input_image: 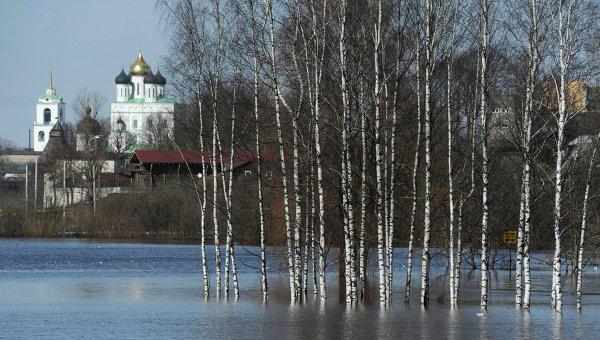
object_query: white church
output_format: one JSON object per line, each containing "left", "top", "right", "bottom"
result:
{"left": 33, "top": 70, "right": 65, "bottom": 152}
{"left": 109, "top": 49, "right": 176, "bottom": 151}
{"left": 32, "top": 49, "right": 175, "bottom": 153}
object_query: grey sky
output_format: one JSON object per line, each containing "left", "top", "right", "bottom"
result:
{"left": 0, "top": 0, "right": 168, "bottom": 147}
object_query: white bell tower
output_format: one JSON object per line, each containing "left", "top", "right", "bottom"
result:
{"left": 33, "top": 67, "right": 65, "bottom": 152}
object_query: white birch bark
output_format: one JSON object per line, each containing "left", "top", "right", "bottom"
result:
{"left": 359, "top": 78, "right": 368, "bottom": 299}
{"left": 302, "top": 0, "right": 328, "bottom": 303}
{"left": 420, "top": 0, "right": 433, "bottom": 305}
{"left": 446, "top": 56, "right": 456, "bottom": 304}
{"left": 196, "top": 84, "right": 210, "bottom": 297}
{"left": 248, "top": 0, "right": 268, "bottom": 300}
{"left": 479, "top": 0, "right": 491, "bottom": 310}
{"left": 515, "top": 179, "right": 526, "bottom": 306}
{"left": 386, "top": 36, "right": 401, "bottom": 305}
{"left": 405, "top": 45, "right": 422, "bottom": 303}
{"left": 290, "top": 3, "right": 304, "bottom": 300}
{"left": 339, "top": 0, "right": 357, "bottom": 304}
{"left": 522, "top": 0, "right": 538, "bottom": 310}
{"left": 212, "top": 106, "right": 221, "bottom": 297}
{"left": 454, "top": 194, "right": 463, "bottom": 302}
{"left": 264, "top": 0, "right": 297, "bottom": 302}
{"left": 219, "top": 88, "right": 239, "bottom": 300}
{"left": 576, "top": 143, "right": 597, "bottom": 310}
{"left": 373, "top": 0, "right": 387, "bottom": 306}
{"left": 211, "top": 0, "right": 223, "bottom": 294}
{"left": 552, "top": 0, "right": 568, "bottom": 312}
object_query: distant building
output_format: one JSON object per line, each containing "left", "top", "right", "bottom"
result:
{"left": 109, "top": 49, "right": 176, "bottom": 151}
{"left": 33, "top": 68, "right": 65, "bottom": 152}
{"left": 489, "top": 96, "right": 516, "bottom": 147}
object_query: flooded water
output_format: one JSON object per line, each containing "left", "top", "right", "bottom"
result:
{"left": 1, "top": 239, "right": 599, "bottom": 339}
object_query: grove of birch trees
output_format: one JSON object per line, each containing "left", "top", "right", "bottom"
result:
{"left": 158, "top": 0, "right": 600, "bottom": 311}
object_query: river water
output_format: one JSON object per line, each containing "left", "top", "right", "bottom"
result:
{"left": 0, "top": 239, "right": 599, "bottom": 339}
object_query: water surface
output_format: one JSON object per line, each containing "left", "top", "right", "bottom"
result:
{"left": 0, "top": 239, "right": 598, "bottom": 338}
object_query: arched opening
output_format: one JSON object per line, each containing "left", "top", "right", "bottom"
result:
{"left": 43, "top": 108, "right": 51, "bottom": 123}
{"left": 136, "top": 83, "right": 139, "bottom": 95}
{"left": 38, "top": 131, "right": 45, "bottom": 142}
{"left": 133, "top": 119, "right": 138, "bottom": 129}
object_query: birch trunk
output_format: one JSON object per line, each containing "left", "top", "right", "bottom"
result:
{"left": 291, "top": 4, "right": 304, "bottom": 300}
{"left": 264, "top": 0, "right": 297, "bottom": 302}
{"left": 305, "top": 0, "right": 328, "bottom": 303}
{"left": 576, "top": 143, "right": 597, "bottom": 309}
{"left": 248, "top": 0, "right": 267, "bottom": 300}
{"left": 522, "top": 0, "right": 538, "bottom": 310}
{"left": 373, "top": 0, "right": 387, "bottom": 306}
{"left": 446, "top": 57, "right": 456, "bottom": 304}
{"left": 385, "top": 35, "right": 401, "bottom": 305}
{"left": 221, "top": 88, "right": 239, "bottom": 299}
{"left": 339, "top": 0, "right": 357, "bottom": 304}
{"left": 515, "top": 178, "right": 526, "bottom": 306}
{"left": 196, "top": 84, "right": 210, "bottom": 297}
{"left": 454, "top": 195, "right": 463, "bottom": 301}
{"left": 211, "top": 13, "right": 222, "bottom": 295}
{"left": 420, "top": 0, "right": 433, "bottom": 305}
{"left": 358, "top": 78, "right": 368, "bottom": 299}
{"left": 212, "top": 105, "right": 221, "bottom": 297}
{"left": 405, "top": 46, "right": 422, "bottom": 303}
{"left": 552, "top": 0, "right": 568, "bottom": 312}
{"left": 479, "top": 0, "right": 490, "bottom": 310}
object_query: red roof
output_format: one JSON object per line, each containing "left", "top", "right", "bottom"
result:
{"left": 130, "top": 149, "right": 268, "bottom": 166}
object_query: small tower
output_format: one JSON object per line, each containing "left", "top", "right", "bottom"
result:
{"left": 76, "top": 107, "right": 103, "bottom": 152}
{"left": 129, "top": 49, "right": 151, "bottom": 100}
{"left": 115, "top": 68, "right": 131, "bottom": 102}
{"left": 155, "top": 67, "right": 166, "bottom": 97}
{"left": 33, "top": 67, "right": 65, "bottom": 152}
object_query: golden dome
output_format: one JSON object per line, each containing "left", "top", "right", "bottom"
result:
{"left": 129, "top": 49, "right": 151, "bottom": 76}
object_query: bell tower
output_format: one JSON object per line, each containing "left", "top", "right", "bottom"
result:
{"left": 33, "top": 67, "right": 65, "bottom": 152}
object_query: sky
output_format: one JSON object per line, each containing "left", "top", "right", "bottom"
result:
{"left": 0, "top": 0, "right": 169, "bottom": 147}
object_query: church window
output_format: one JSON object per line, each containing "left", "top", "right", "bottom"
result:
{"left": 38, "top": 131, "right": 45, "bottom": 142}
{"left": 43, "top": 108, "right": 51, "bottom": 123}
{"left": 133, "top": 119, "right": 138, "bottom": 129}
{"left": 136, "top": 83, "right": 139, "bottom": 95}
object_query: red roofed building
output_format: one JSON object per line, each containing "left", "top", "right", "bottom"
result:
{"left": 128, "top": 149, "right": 274, "bottom": 187}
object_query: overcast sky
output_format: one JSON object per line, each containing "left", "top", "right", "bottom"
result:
{"left": 0, "top": 0, "right": 168, "bottom": 147}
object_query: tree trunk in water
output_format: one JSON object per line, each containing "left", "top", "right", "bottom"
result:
{"left": 446, "top": 57, "right": 456, "bottom": 305}
{"left": 373, "top": 0, "right": 387, "bottom": 306}
{"left": 359, "top": 78, "right": 368, "bottom": 300}
{"left": 405, "top": 46, "right": 422, "bottom": 303}
{"left": 249, "top": 0, "right": 267, "bottom": 300}
{"left": 264, "top": 0, "right": 296, "bottom": 302}
{"left": 196, "top": 84, "right": 210, "bottom": 297}
{"left": 479, "top": 0, "right": 490, "bottom": 310}
{"left": 421, "top": 0, "right": 433, "bottom": 306}
{"left": 576, "top": 144, "right": 597, "bottom": 309}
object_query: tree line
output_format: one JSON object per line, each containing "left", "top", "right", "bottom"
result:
{"left": 156, "top": 0, "right": 600, "bottom": 311}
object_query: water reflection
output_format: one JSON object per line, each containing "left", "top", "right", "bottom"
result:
{"left": 0, "top": 239, "right": 598, "bottom": 338}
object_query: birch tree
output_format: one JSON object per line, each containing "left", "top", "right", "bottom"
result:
{"left": 478, "top": 0, "right": 491, "bottom": 310}
{"left": 247, "top": 0, "right": 268, "bottom": 300}
{"left": 576, "top": 141, "right": 597, "bottom": 310}
{"left": 264, "top": 0, "right": 297, "bottom": 302}
{"left": 405, "top": 41, "right": 422, "bottom": 303}
{"left": 420, "top": 0, "right": 434, "bottom": 305}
